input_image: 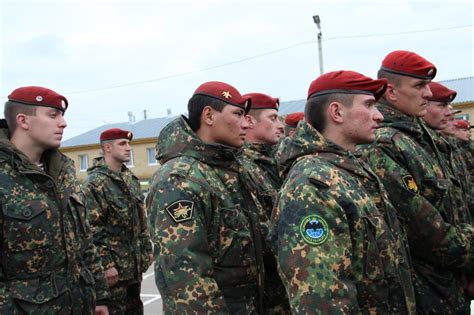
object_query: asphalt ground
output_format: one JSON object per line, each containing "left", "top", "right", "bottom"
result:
{"left": 141, "top": 264, "right": 163, "bottom": 315}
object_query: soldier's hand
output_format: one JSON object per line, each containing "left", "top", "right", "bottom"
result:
{"left": 105, "top": 267, "right": 119, "bottom": 287}
{"left": 148, "top": 253, "right": 154, "bottom": 265}
{"left": 95, "top": 305, "right": 109, "bottom": 315}
{"left": 467, "top": 277, "right": 474, "bottom": 298}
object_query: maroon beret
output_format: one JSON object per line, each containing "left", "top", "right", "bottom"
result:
{"left": 428, "top": 82, "right": 457, "bottom": 103}
{"left": 243, "top": 93, "right": 279, "bottom": 111}
{"left": 285, "top": 112, "right": 305, "bottom": 127}
{"left": 193, "top": 81, "right": 251, "bottom": 113}
{"left": 308, "top": 70, "right": 388, "bottom": 101}
{"left": 8, "top": 86, "right": 68, "bottom": 112}
{"left": 454, "top": 120, "right": 470, "bottom": 130}
{"left": 100, "top": 128, "right": 133, "bottom": 142}
{"left": 381, "top": 50, "right": 436, "bottom": 80}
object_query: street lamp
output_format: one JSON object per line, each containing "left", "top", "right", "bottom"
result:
{"left": 312, "top": 15, "right": 324, "bottom": 75}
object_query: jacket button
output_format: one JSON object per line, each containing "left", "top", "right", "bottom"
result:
{"left": 36, "top": 294, "right": 45, "bottom": 302}
{"left": 22, "top": 209, "right": 32, "bottom": 218}
{"left": 45, "top": 181, "right": 54, "bottom": 188}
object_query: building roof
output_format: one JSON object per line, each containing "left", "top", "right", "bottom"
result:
{"left": 62, "top": 116, "right": 178, "bottom": 147}
{"left": 62, "top": 77, "right": 473, "bottom": 148}
{"left": 437, "top": 77, "right": 473, "bottom": 104}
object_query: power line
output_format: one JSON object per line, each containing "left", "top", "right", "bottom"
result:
{"left": 66, "top": 24, "right": 472, "bottom": 95}
{"left": 324, "top": 24, "right": 472, "bottom": 41}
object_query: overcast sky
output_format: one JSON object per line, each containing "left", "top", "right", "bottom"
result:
{"left": 1, "top": 0, "right": 473, "bottom": 140}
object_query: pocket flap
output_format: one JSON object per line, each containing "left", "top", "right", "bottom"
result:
{"left": 4, "top": 200, "right": 47, "bottom": 221}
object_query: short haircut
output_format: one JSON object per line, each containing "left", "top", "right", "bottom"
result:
{"left": 305, "top": 94, "right": 354, "bottom": 133}
{"left": 100, "top": 140, "right": 113, "bottom": 152}
{"left": 3, "top": 101, "right": 37, "bottom": 133}
{"left": 377, "top": 68, "right": 402, "bottom": 87}
{"left": 246, "top": 109, "right": 264, "bottom": 121}
{"left": 187, "top": 94, "right": 227, "bottom": 131}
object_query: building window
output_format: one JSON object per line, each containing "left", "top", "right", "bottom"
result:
{"left": 126, "top": 150, "right": 134, "bottom": 168}
{"left": 147, "top": 148, "right": 158, "bottom": 165}
{"left": 456, "top": 114, "right": 469, "bottom": 121}
{"left": 79, "top": 154, "right": 88, "bottom": 172}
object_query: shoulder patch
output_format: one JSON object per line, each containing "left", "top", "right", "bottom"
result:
{"left": 300, "top": 215, "right": 329, "bottom": 246}
{"left": 402, "top": 175, "right": 419, "bottom": 194}
{"left": 166, "top": 200, "right": 194, "bottom": 223}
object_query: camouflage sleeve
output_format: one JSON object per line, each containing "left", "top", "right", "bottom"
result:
{"left": 138, "top": 200, "right": 153, "bottom": 271}
{"left": 0, "top": 208, "right": 10, "bottom": 311}
{"left": 148, "top": 173, "right": 229, "bottom": 313}
{"left": 82, "top": 183, "right": 115, "bottom": 270}
{"left": 73, "top": 188, "right": 110, "bottom": 304}
{"left": 366, "top": 144, "right": 474, "bottom": 271}
{"left": 272, "top": 164, "right": 360, "bottom": 314}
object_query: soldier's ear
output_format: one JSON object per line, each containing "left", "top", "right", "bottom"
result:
{"left": 16, "top": 113, "right": 29, "bottom": 131}
{"left": 327, "top": 101, "right": 344, "bottom": 124}
{"left": 201, "top": 105, "right": 214, "bottom": 126}
{"left": 385, "top": 83, "right": 397, "bottom": 102}
{"left": 245, "top": 115, "right": 256, "bottom": 129}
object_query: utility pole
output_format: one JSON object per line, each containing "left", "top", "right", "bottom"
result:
{"left": 313, "top": 15, "right": 324, "bottom": 75}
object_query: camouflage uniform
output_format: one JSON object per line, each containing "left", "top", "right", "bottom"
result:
{"left": 362, "top": 102, "right": 474, "bottom": 314}
{"left": 0, "top": 120, "right": 109, "bottom": 314}
{"left": 240, "top": 143, "right": 290, "bottom": 314}
{"left": 269, "top": 121, "right": 416, "bottom": 314}
{"left": 147, "top": 116, "right": 266, "bottom": 314}
{"left": 83, "top": 157, "right": 153, "bottom": 315}
{"left": 435, "top": 134, "right": 473, "bottom": 222}
{"left": 460, "top": 140, "right": 474, "bottom": 220}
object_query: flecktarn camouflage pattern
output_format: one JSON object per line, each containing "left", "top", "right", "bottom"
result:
{"left": 361, "top": 102, "right": 474, "bottom": 314}
{"left": 83, "top": 156, "right": 153, "bottom": 314}
{"left": 0, "top": 119, "right": 109, "bottom": 314}
{"left": 147, "top": 116, "right": 268, "bottom": 314}
{"left": 270, "top": 121, "right": 416, "bottom": 314}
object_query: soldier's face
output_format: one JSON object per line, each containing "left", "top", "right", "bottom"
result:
{"left": 26, "top": 106, "right": 67, "bottom": 150}
{"left": 247, "top": 109, "right": 284, "bottom": 145}
{"left": 342, "top": 94, "right": 383, "bottom": 146}
{"left": 423, "top": 101, "right": 451, "bottom": 130}
{"left": 441, "top": 118, "right": 456, "bottom": 136}
{"left": 210, "top": 105, "right": 249, "bottom": 148}
{"left": 454, "top": 128, "right": 471, "bottom": 141}
{"left": 392, "top": 77, "right": 432, "bottom": 117}
{"left": 108, "top": 139, "right": 131, "bottom": 163}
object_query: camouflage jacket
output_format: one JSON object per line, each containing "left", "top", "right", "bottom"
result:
{"left": 83, "top": 157, "right": 153, "bottom": 282}
{"left": 241, "top": 143, "right": 282, "bottom": 220}
{"left": 0, "top": 120, "right": 109, "bottom": 314}
{"left": 361, "top": 103, "right": 474, "bottom": 314}
{"left": 435, "top": 133, "right": 473, "bottom": 223}
{"left": 269, "top": 121, "right": 416, "bottom": 314}
{"left": 147, "top": 116, "right": 266, "bottom": 314}
{"left": 460, "top": 140, "right": 474, "bottom": 220}
{"left": 243, "top": 142, "right": 282, "bottom": 189}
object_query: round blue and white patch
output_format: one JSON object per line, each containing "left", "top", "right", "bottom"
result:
{"left": 299, "top": 215, "right": 329, "bottom": 246}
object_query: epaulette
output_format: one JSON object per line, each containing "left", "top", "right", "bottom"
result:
{"left": 376, "top": 127, "right": 398, "bottom": 144}
{"left": 85, "top": 172, "right": 109, "bottom": 188}
{"left": 307, "top": 160, "right": 333, "bottom": 189}
{"left": 167, "top": 156, "right": 196, "bottom": 178}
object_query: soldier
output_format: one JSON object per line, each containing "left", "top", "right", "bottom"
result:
{"left": 362, "top": 50, "right": 474, "bottom": 313}
{"left": 0, "top": 86, "right": 109, "bottom": 314}
{"left": 283, "top": 112, "right": 304, "bottom": 137}
{"left": 421, "top": 82, "right": 472, "bottom": 222}
{"left": 270, "top": 70, "right": 416, "bottom": 313}
{"left": 83, "top": 128, "right": 153, "bottom": 315}
{"left": 452, "top": 119, "right": 474, "bottom": 220}
{"left": 453, "top": 119, "right": 472, "bottom": 142}
{"left": 240, "top": 93, "right": 290, "bottom": 313}
{"left": 242, "top": 92, "right": 284, "bottom": 214}
{"left": 147, "top": 81, "right": 268, "bottom": 313}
